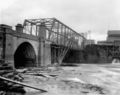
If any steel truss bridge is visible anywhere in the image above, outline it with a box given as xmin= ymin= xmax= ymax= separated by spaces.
xmin=23 ymin=18 xmax=86 ymax=64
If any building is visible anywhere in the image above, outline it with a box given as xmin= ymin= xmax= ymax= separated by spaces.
xmin=97 ymin=30 xmax=120 ymax=46
xmin=84 ymin=39 xmax=95 ymax=46
xmin=107 ymin=30 xmax=120 ymax=42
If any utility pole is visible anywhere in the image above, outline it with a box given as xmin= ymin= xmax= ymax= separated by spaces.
xmin=88 ymin=30 xmax=91 ymax=40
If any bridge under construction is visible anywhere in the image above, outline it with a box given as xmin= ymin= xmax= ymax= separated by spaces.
xmin=0 ymin=18 xmax=86 ymax=68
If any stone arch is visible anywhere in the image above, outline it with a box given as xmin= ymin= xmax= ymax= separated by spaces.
xmin=14 ymin=42 xmax=36 ymax=68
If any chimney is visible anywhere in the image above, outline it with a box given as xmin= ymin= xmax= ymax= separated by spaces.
xmin=16 ymin=24 xmax=23 ymax=33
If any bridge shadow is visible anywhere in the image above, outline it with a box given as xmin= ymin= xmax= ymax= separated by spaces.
xmin=14 ymin=42 xmax=36 ymax=68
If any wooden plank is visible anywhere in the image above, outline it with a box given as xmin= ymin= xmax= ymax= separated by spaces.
xmin=0 ymin=76 xmax=47 ymax=92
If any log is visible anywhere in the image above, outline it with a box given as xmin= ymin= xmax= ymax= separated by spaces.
xmin=0 ymin=76 xmax=47 ymax=93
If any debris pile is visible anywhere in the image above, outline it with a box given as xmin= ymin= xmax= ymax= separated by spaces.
xmin=0 ymin=63 xmax=25 ymax=95
xmin=0 ymin=64 xmax=119 ymax=95
xmin=21 ymin=66 xmax=108 ymax=95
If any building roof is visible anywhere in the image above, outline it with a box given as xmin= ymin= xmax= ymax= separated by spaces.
xmin=0 ymin=24 xmax=12 ymax=29
xmin=108 ymin=30 xmax=120 ymax=36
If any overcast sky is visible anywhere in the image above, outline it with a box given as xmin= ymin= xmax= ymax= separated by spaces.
xmin=0 ymin=0 xmax=120 ymax=41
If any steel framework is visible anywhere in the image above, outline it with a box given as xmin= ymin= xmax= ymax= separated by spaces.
xmin=23 ymin=18 xmax=86 ymax=64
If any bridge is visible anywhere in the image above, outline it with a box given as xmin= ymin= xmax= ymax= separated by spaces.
xmin=0 ymin=18 xmax=85 ymax=68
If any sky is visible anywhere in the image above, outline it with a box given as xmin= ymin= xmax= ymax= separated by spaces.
xmin=0 ymin=0 xmax=120 ymax=42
